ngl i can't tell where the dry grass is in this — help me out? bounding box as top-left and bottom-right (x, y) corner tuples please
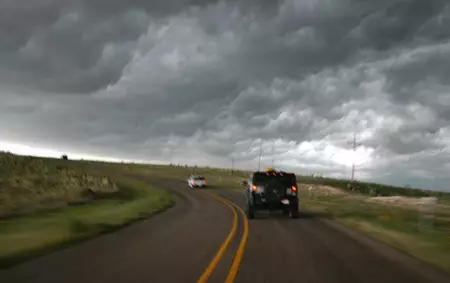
(0, 152), (118, 218)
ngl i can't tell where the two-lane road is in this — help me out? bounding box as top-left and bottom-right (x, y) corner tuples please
(1, 177), (449, 283)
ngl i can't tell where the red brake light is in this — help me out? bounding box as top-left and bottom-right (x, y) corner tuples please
(291, 185), (297, 192)
(252, 185), (257, 191)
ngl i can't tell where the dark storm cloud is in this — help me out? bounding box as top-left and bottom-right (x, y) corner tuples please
(2, 0), (450, 190)
(345, 0), (446, 48)
(0, 0), (280, 93)
(383, 45), (450, 105)
(0, 0), (442, 94)
(1, 8), (145, 93)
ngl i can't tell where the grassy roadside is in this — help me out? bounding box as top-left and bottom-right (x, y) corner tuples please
(0, 176), (174, 269)
(0, 152), (120, 218)
(299, 192), (450, 272)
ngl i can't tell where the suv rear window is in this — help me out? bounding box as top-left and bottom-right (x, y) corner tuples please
(252, 173), (296, 186)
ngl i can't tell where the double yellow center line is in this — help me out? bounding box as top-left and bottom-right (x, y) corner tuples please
(197, 192), (249, 283)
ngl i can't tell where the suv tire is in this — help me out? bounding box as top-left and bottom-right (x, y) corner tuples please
(291, 209), (299, 219)
(290, 203), (299, 219)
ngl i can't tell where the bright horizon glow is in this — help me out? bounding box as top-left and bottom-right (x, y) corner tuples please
(0, 140), (374, 170)
(291, 141), (374, 167)
(332, 147), (374, 167)
(0, 141), (66, 158)
(0, 141), (131, 163)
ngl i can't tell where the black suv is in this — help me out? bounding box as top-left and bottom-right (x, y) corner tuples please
(243, 169), (299, 219)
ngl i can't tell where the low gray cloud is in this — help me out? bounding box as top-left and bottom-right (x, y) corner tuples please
(1, 0), (450, 191)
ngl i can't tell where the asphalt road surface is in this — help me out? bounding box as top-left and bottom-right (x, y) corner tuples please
(1, 177), (449, 283)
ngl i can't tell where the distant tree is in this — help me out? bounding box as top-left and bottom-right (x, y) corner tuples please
(61, 154), (68, 160)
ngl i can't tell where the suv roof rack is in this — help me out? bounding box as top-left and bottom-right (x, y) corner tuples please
(253, 168), (294, 174)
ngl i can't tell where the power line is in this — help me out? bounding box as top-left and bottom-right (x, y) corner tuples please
(271, 140), (275, 168)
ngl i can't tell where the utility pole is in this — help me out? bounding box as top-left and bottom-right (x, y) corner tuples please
(350, 131), (363, 181)
(257, 140), (263, 171)
(351, 132), (356, 181)
(271, 141), (275, 168)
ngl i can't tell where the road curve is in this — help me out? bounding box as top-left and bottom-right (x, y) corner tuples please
(1, 177), (449, 283)
(0, 178), (242, 283)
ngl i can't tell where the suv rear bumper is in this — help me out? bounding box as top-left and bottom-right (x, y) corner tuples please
(251, 198), (298, 210)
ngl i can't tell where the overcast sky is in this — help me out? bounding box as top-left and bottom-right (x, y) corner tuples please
(1, 0), (450, 191)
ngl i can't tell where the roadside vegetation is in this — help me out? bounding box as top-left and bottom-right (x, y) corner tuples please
(0, 152), (173, 268)
(0, 152), (119, 218)
(299, 188), (450, 271)
(297, 175), (447, 198)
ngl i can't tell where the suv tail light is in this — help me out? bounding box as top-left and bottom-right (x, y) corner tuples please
(291, 185), (297, 192)
(252, 185), (257, 191)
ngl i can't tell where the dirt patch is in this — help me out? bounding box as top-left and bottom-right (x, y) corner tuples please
(366, 196), (424, 206)
(298, 183), (347, 196)
(300, 182), (450, 212)
(363, 196), (450, 212)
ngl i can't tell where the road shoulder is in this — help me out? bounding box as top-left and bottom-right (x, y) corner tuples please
(321, 218), (450, 283)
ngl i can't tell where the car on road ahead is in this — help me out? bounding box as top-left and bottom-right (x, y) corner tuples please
(243, 168), (299, 219)
(187, 175), (208, 188)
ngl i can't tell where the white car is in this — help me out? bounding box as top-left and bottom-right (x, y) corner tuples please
(187, 175), (207, 188)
